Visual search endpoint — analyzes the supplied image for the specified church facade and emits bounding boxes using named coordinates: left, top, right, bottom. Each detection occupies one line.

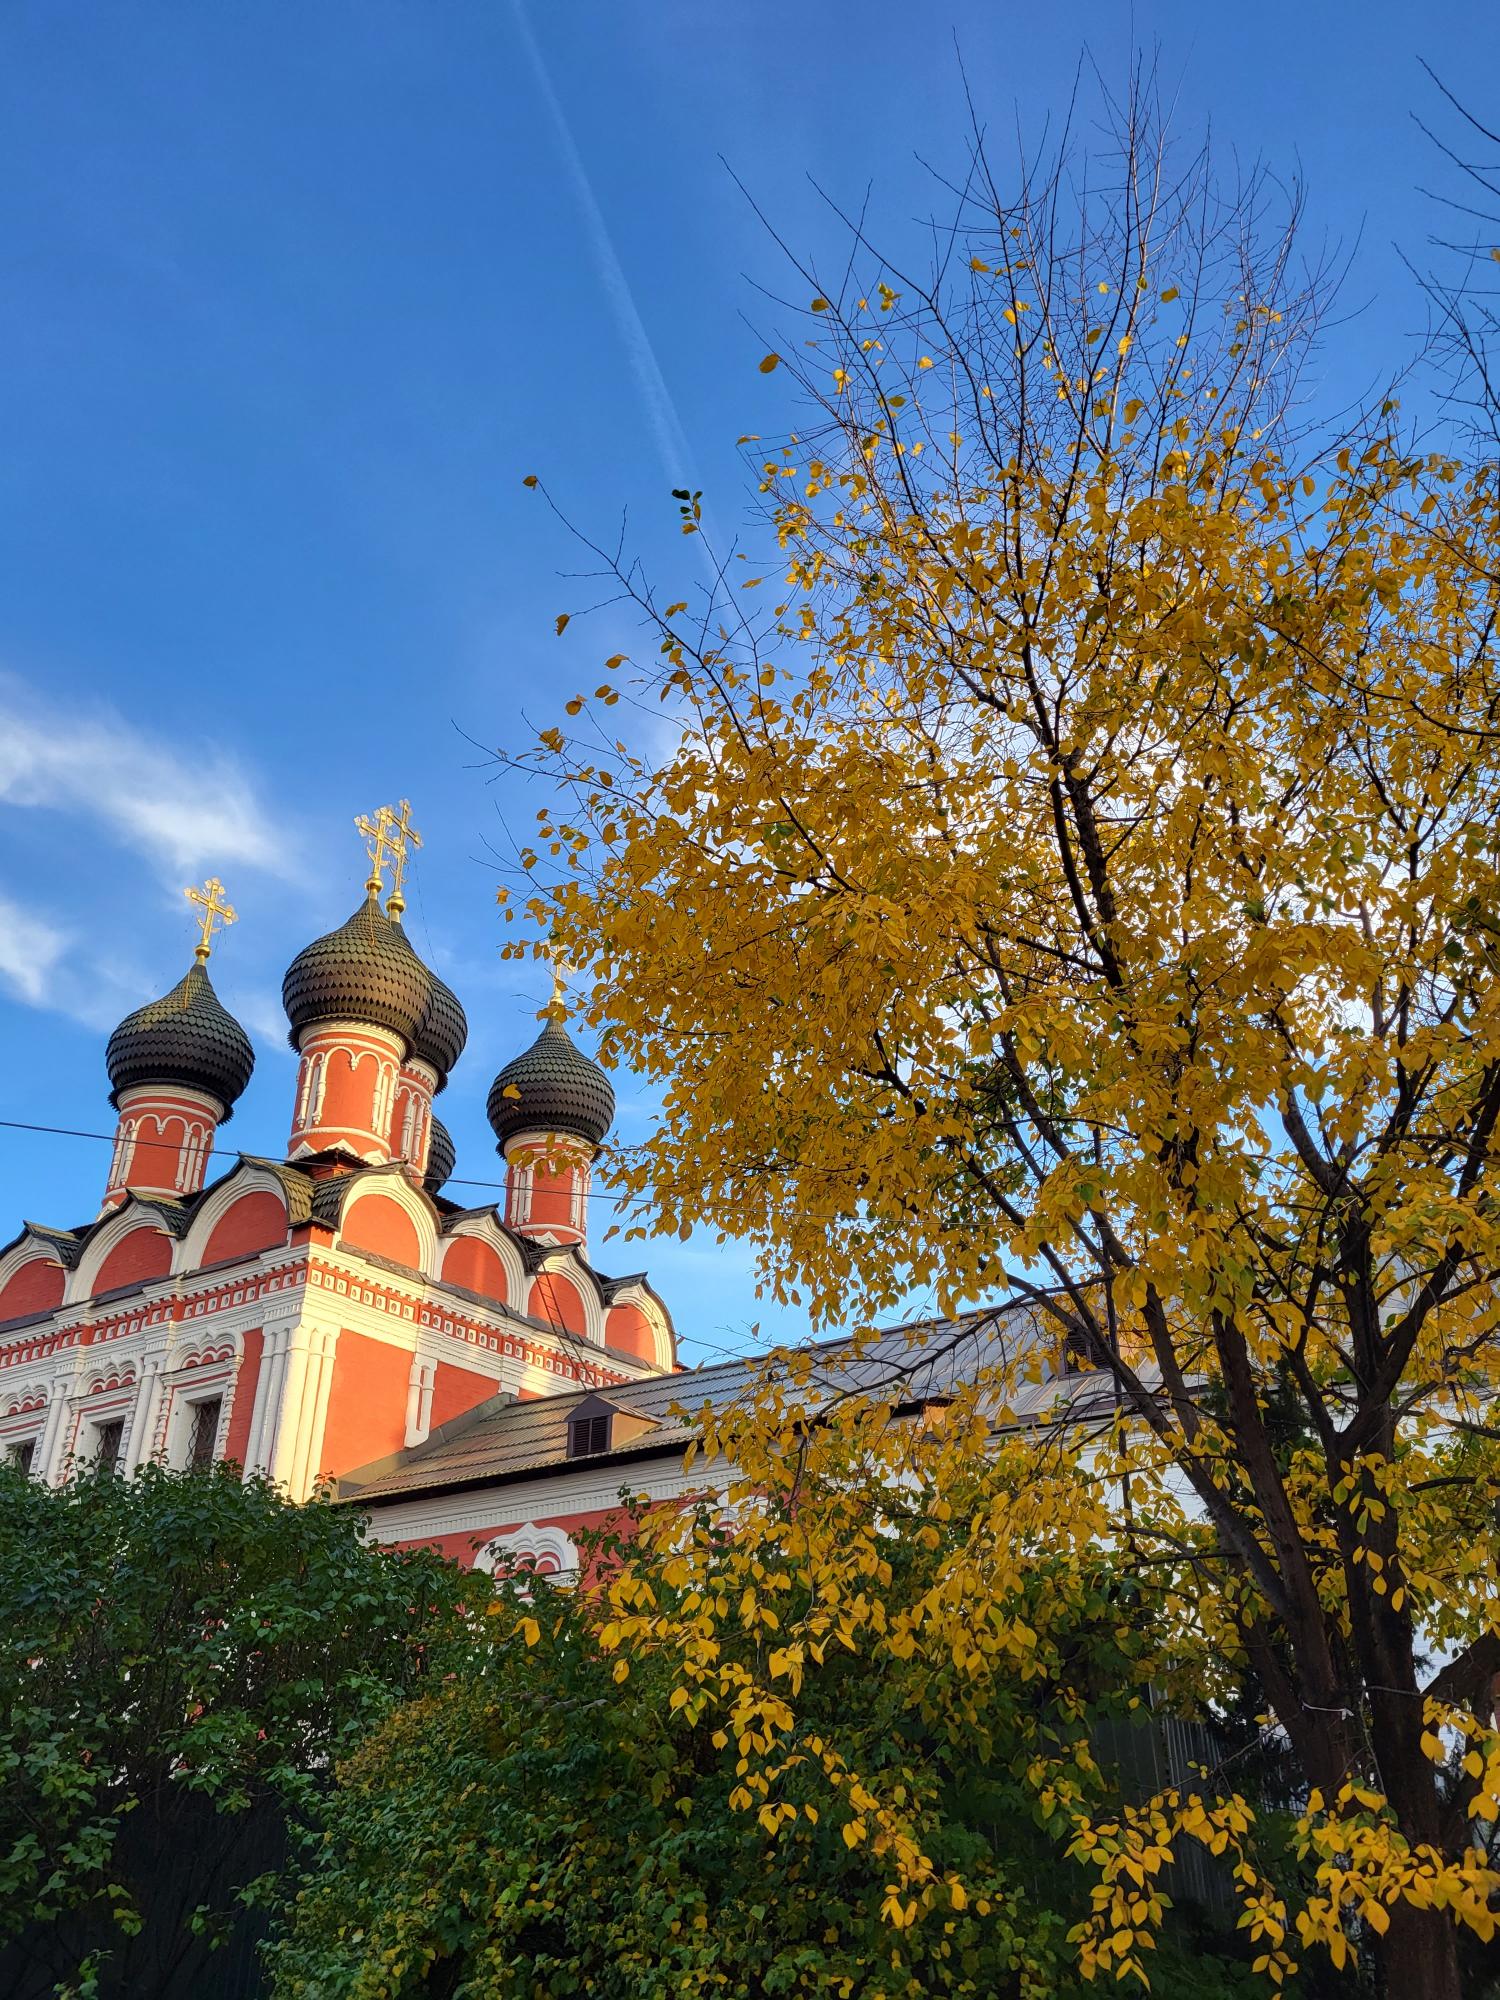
left=0, top=812, right=678, bottom=1531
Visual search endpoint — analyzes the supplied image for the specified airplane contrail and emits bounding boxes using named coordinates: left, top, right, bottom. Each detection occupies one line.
left=509, top=2, right=697, bottom=496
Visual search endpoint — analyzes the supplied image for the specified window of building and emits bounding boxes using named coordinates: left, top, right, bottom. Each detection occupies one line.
left=93, top=1419, right=125, bottom=1474
left=567, top=1412, right=611, bottom=1459
left=8, top=1438, right=36, bottom=1478
left=187, top=1397, right=222, bottom=1471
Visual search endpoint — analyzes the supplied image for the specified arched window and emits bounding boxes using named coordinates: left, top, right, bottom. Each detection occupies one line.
left=474, top=1522, right=579, bottom=1584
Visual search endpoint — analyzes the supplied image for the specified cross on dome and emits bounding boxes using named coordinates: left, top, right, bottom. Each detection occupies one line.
left=354, top=803, right=398, bottom=896
left=354, top=799, right=423, bottom=912
left=384, top=798, right=422, bottom=917
left=185, top=876, right=237, bottom=963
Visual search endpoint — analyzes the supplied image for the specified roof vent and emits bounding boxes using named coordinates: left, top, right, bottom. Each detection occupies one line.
left=565, top=1393, right=658, bottom=1460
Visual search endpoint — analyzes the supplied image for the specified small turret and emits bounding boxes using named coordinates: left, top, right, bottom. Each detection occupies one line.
left=101, top=878, right=254, bottom=1211
left=487, top=991, right=613, bottom=1251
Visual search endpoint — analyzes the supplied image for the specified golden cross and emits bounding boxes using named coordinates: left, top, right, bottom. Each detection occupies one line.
left=384, top=798, right=422, bottom=917
left=548, top=948, right=571, bottom=1015
left=354, top=804, right=398, bottom=896
left=185, top=877, right=237, bottom=963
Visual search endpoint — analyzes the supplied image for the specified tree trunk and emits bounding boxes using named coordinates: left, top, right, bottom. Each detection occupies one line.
left=1378, top=1898, right=1462, bottom=2000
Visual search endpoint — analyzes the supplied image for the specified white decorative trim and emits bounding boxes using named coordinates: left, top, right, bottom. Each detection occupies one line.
left=405, top=1354, right=437, bottom=1446
left=179, top=1165, right=292, bottom=1271
left=438, top=1214, right=527, bottom=1312
left=602, top=1284, right=676, bottom=1372
left=1, top=1378, right=50, bottom=1419
left=474, top=1520, right=580, bottom=1580
left=337, top=1175, right=439, bottom=1271
left=69, top=1204, right=176, bottom=1306
left=360, top=1454, right=731, bottom=1548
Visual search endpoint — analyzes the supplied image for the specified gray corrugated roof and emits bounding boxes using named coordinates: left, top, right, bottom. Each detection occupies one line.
left=336, top=1304, right=1078, bottom=1506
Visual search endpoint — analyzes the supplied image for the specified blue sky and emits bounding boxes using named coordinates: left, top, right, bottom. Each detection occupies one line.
left=0, top=1, right=1493, bottom=1364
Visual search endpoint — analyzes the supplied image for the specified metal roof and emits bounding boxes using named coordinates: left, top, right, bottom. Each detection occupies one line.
left=335, top=1303, right=1086, bottom=1506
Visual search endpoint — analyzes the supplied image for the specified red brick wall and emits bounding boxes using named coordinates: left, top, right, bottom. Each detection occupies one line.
left=203, top=1191, right=286, bottom=1265
left=221, top=1329, right=264, bottom=1465
left=317, top=1329, right=413, bottom=1477
left=341, top=1195, right=422, bottom=1269
left=93, top=1227, right=173, bottom=1293
left=440, top=1236, right=511, bottom=1306
left=528, top=1271, right=585, bottom=1335
left=430, top=1358, right=504, bottom=1430
left=604, top=1303, right=657, bottom=1363
left=0, top=1257, right=65, bottom=1320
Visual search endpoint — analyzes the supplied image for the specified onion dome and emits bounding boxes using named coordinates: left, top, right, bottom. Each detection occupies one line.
left=282, top=891, right=432, bottom=1052
left=387, top=922, right=467, bottom=1083
left=423, top=1116, right=456, bottom=1196
left=487, top=1019, right=615, bottom=1151
left=413, top=966, right=467, bottom=1082
left=106, top=963, right=255, bottom=1118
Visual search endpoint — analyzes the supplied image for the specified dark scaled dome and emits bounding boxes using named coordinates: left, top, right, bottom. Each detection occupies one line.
left=388, top=923, right=467, bottom=1083
left=487, top=1019, right=615, bottom=1150
left=282, top=891, right=433, bottom=1052
left=423, top=1115, right=456, bottom=1196
left=106, top=962, right=255, bottom=1119
left=413, top=967, right=467, bottom=1081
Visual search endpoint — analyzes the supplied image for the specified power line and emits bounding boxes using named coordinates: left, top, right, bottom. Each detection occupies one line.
left=0, top=1117, right=763, bottom=1373
left=0, top=1117, right=893, bottom=1226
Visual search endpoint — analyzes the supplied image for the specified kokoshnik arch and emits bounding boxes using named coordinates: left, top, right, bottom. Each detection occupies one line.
left=0, top=804, right=678, bottom=1540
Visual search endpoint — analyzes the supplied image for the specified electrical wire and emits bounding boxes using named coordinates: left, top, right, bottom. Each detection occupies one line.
left=0, top=1118, right=763, bottom=1374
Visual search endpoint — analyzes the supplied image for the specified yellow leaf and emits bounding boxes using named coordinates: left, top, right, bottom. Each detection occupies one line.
left=522, top=473, right=539, bottom=488
left=759, top=353, right=781, bottom=373
left=555, top=613, right=570, bottom=636
left=521, top=1617, right=541, bottom=1647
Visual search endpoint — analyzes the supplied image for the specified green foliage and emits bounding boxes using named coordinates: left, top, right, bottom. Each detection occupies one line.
left=269, top=1473, right=1285, bottom=2000
left=0, top=1461, right=478, bottom=1994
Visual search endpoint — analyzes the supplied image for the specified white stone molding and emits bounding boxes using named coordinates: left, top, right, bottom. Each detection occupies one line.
left=0, top=1234, right=69, bottom=1303
left=474, top=1520, right=580, bottom=1580
left=243, top=1318, right=300, bottom=1476
left=69, top=1202, right=176, bottom=1306
left=121, top=1352, right=165, bottom=1475
left=161, top=1364, right=235, bottom=1469
left=438, top=1213, right=528, bottom=1310
left=34, top=1390, right=71, bottom=1485
left=404, top=1354, right=437, bottom=1447
left=269, top=1321, right=339, bottom=1500
left=178, top=1164, right=293, bottom=1272
left=335, top=1174, right=439, bottom=1274
left=54, top=1369, right=138, bottom=1478
left=602, top=1281, right=676, bottom=1372
left=360, top=1454, right=731, bottom=1550
left=0, top=1379, right=49, bottom=1472
left=1, top=1377, right=50, bottom=1420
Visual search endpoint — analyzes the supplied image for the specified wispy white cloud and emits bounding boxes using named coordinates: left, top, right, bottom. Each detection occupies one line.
left=0, top=893, right=70, bottom=1009
left=0, top=674, right=296, bottom=881
left=509, top=1, right=696, bottom=494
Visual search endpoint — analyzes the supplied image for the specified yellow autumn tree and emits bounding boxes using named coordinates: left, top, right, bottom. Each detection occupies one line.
left=507, top=78, right=1500, bottom=2000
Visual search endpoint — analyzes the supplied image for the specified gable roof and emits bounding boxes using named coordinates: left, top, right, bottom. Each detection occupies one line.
left=335, top=1304, right=1069, bottom=1508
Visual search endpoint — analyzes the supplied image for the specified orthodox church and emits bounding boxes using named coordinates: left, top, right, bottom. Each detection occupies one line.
left=0, top=806, right=678, bottom=1536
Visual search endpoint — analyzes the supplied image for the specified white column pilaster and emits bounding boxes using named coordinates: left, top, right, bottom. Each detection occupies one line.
left=35, top=1390, right=71, bottom=1486
left=122, top=1353, right=166, bottom=1474
left=241, top=1320, right=292, bottom=1477
left=289, top=1325, right=338, bottom=1499
left=269, top=1321, right=338, bottom=1500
